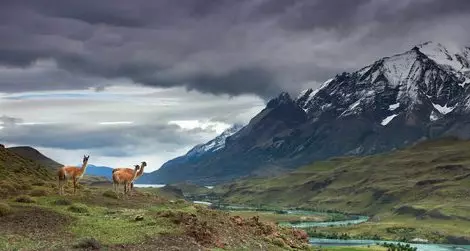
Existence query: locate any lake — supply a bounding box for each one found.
[134,184,215,189]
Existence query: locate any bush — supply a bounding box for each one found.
[0,183,17,195]
[102,190,119,199]
[73,238,101,250]
[0,203,12,217]
[54,198,72,206]
[15,195,36,203]
[31,180,46,186]
[30,188,48,197]
[68,203,89,214]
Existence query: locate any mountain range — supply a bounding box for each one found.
[142,41,470,185]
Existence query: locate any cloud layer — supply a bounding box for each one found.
[0,86,264,170]
[1,0,469,97]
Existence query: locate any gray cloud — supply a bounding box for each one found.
[1,0,470,98]
[0,115,23,126]
[0,122,214,157]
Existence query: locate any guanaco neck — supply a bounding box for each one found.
[131,166,140,182]
[136,163,146,178]
[79,159,89,176]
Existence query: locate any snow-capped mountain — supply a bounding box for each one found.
[144,41,470,185]
[137,124,244,184]
[295,41,470,126]
[186,124,244,157]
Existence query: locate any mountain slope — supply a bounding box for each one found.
[138,124,244,184]
[146,41,470,185]
[0,144,54,198]
[8,146,62,169]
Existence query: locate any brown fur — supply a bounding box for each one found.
[114,161,147,191]
[58,155,89,195]
[112,165,139,195]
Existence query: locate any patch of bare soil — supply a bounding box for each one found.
[0,205,72,239]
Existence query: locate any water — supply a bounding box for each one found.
[133,184,166,188]
[193,201,212,205]
[133,184,214,189]
[279,215,369,228]
[309,238,470,251]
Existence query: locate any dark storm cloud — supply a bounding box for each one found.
[1,0,470,97]
[0,122,214,157]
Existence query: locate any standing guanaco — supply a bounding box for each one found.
[112,164,140,195]
[58,155,90,195]
[113,161,147,191]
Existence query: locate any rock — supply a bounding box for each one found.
[230,216,243,225]
[292,229,309,241]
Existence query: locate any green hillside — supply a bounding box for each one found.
[0,145,54,199]
[8,146,62,169]
[216,137,470,243]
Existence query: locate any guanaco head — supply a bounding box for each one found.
[141,161,147,168]
[83,155,90,164]
[134,164,140,171]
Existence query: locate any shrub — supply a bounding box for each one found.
[73,238,101,250]
[68,203,89,214]
[0,183,17,195]
[0,202,12,217]
[15,195,36,203]
[30,188,48,197]
[31,180,46,186]
[54,198,72,206]
[102,190,119,199]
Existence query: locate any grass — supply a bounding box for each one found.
[215,138,470,242]
[0,202,12,217]
[0,184,313,250]
[68,203,90,214]
[102,189,119,199]
[15,195,36,203]
[30,187,48,197]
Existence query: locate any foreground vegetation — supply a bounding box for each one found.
[0,145,312,250]
[206,138,470,244]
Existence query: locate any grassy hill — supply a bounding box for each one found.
[215,137,470,243]
[8,146,62,169]
[0,145,54,199]
[0,144,312,250]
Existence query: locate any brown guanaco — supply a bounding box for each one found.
[57,155,90,195]
[112,164,140,195]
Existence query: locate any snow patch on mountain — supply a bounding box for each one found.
[186,124,244,157]
[381,114,398,126]
[430,110,439,121]
[432,103,456,115]
[418,41,468,72]
[389,103,400,111]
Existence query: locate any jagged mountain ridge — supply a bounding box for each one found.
[138,124,244,184]
[146,41,470,185]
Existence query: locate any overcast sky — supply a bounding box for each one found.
[1,0,470,171]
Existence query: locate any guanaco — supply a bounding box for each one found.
[58,155,90,195]
[112,164,140,195]
[113,161,147,191]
